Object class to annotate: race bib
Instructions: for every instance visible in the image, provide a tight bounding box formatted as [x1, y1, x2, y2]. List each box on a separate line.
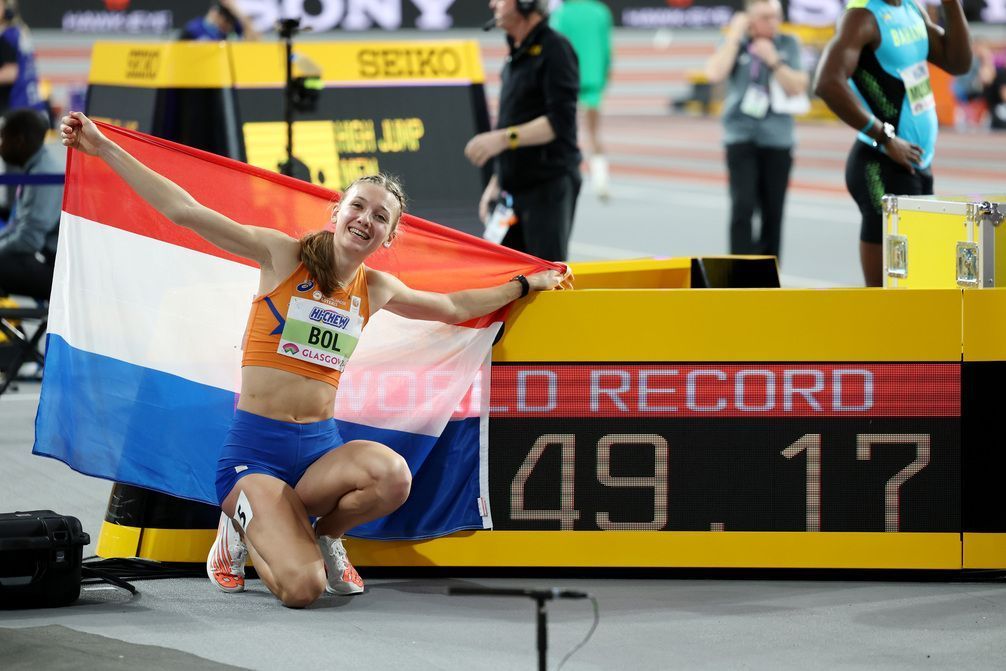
[740, 84, 770, 119]
[277, 296, 363, 372]
[899, 62, 935, 116]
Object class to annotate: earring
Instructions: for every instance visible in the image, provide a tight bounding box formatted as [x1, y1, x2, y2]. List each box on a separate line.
[383, 240, 392, 248]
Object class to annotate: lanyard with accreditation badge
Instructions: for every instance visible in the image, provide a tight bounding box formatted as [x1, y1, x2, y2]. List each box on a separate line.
[739, 45, 771, 119]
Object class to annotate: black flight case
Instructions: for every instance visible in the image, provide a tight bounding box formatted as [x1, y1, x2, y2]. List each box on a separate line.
[0, 510, 90, 608]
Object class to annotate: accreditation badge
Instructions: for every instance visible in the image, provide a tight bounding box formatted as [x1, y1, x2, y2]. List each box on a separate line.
[740, 84, 770, 119]
[899, 62, 935, 116]
[277, 296, 363, 372]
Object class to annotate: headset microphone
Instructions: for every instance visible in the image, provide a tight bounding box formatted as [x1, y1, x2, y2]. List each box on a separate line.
[482, 17, 496, 31]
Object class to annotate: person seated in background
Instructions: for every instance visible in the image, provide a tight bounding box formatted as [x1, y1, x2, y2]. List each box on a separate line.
[0, 108, 63, 302]
[179, 0, 257, 41]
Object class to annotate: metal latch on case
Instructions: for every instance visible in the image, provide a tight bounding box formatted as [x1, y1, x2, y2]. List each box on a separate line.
[886, 235, 907, 278]
[956, 241, 979, 287]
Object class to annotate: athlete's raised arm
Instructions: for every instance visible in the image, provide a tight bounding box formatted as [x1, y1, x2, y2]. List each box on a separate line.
[60, 111, 293, 268]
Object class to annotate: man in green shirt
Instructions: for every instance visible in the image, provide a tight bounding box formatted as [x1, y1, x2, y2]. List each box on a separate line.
[551, 0, 613, 201]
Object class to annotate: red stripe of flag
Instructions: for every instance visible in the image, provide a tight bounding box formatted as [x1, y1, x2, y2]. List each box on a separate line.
[63, 122, 563, 326]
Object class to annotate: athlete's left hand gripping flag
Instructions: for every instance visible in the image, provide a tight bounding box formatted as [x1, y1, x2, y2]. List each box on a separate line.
[34, 123, 562, 540]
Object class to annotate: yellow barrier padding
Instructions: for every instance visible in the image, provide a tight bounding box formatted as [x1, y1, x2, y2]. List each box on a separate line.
[963, 533, 1006, 568]
[138, 528, 218, 564]
[95, 521, 141, 558]
[963, 289, 1006, 361]
[229, 40, 485, 86]
[97, 523, 965, 569]
[89, 42, 233, 88]
[97, 524, 256, 566]
[345, 531, 962, 569]
[496, 288, 961, 363]
[567, 258, 692, 289]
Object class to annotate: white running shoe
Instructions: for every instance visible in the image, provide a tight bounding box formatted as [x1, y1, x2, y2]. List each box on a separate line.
[317, 535, 365, 595]
[590, 154, 610, 201]
[206, 512, 247, 593]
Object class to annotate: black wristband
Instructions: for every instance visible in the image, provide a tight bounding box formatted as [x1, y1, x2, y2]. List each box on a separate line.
[511, 274, 530, 298]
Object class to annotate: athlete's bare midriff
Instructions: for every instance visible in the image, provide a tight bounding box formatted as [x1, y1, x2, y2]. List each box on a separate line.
[238, 365, 338, 423]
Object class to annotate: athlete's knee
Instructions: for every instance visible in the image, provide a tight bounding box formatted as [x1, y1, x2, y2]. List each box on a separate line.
[377, 453, 412, 506]
[276, 569, 326, 609]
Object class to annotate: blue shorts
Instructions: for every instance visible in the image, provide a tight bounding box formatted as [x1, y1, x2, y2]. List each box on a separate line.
[215, 409, 345, 505]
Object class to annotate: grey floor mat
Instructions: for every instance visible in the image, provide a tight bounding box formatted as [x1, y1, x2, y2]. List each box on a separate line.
[0, 624, 248, 671]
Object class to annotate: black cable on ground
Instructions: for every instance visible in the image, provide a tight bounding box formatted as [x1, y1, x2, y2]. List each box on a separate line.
[80, 557, 206, 582]
[555, 595, 600, 671]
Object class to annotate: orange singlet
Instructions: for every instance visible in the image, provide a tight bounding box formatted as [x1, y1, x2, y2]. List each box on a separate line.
[241, 262, 370, 389]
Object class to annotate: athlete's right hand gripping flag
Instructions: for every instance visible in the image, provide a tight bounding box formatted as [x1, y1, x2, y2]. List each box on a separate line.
[34, 122, 563, 540]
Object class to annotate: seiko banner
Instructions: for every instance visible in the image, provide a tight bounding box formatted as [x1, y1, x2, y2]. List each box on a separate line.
[21, 0, 1006, 33]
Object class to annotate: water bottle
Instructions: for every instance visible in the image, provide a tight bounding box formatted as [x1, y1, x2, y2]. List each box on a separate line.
[483, 192, 516, 244]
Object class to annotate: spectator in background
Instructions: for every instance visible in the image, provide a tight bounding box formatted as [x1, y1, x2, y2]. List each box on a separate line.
[0, 0, 43, 116]
[0, 108, 64, 302]
[951, 41, 997, 129]
[704, 0, 809, 262]
[179, 0, 257, 41]
[982, 48, 1006, 130]
[0, 0, 44, 219]
[465, 0, 581, 262]
[551, 0, 614, 201]
[814, 0, 972, 286]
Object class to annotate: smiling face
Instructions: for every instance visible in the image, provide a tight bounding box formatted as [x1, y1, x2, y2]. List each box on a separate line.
[330, 182, 402, 256]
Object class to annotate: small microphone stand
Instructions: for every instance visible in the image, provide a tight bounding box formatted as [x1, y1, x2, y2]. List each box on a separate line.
[532, 592, 549, 671]
[448, 587, 572, 671]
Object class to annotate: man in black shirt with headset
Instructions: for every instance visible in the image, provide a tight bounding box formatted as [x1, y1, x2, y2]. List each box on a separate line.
[465, 0, 581, 262]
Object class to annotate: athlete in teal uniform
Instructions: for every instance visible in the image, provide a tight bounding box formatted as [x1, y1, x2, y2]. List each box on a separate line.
[815, 0, 971, 286]
[551, 0, 614, 200]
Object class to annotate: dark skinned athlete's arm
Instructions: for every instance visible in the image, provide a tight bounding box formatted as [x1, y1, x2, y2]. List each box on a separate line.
[921, 0, 972, 75]
[814, 9, 922, 173]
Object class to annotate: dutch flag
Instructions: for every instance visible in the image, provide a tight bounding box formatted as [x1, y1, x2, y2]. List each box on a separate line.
[33, 123, 560, 540]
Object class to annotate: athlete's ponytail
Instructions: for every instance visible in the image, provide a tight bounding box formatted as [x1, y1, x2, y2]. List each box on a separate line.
[299, 229, 340, 295]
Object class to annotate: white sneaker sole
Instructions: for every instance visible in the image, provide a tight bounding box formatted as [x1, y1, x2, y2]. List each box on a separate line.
[326, 582, 365, 596]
